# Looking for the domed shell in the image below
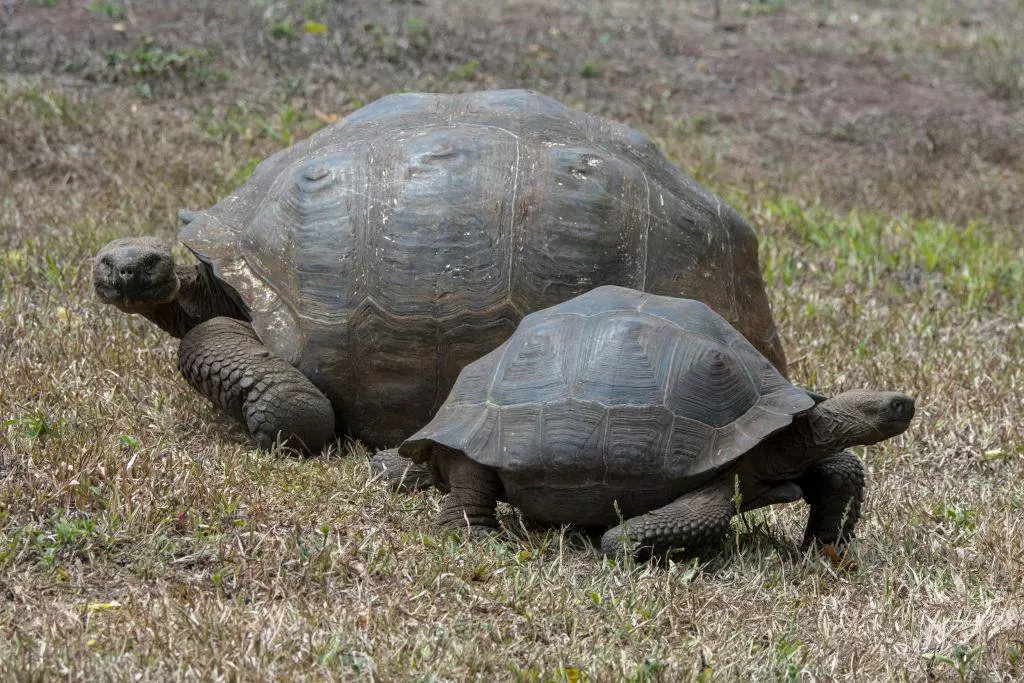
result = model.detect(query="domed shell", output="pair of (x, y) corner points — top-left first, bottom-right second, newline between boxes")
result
(401, 286), (814, 485)
(178, 90), (785, 448)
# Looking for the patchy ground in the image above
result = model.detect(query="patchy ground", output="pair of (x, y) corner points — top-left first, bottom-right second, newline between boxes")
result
(1, 0), (1022, 679)
(4, 0), (1023, 225)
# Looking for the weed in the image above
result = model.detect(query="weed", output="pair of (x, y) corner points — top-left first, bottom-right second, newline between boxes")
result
(303, 20), (328, 35)
(406, 16), (430, 50)
(363, 21), (399, 60)
(741, 0), (787, 16)
(271, 21), (298, 40)
(105, 38), (221, 87)
(449, 58), (481, 81)
(301, 0), (325, 20)
(89, 0), (125, 19)
(967, 33), (1024, 102)
(579, 61), (601, 78)
(3, 414), (64, 439)
(932, 504), (977, 532)
(922, 644), (984, 681)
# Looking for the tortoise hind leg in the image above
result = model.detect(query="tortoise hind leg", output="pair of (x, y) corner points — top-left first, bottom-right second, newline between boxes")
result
(798, 450), (864, 551)
(600, 480), (735, 559)
(178, 317), (335, 454)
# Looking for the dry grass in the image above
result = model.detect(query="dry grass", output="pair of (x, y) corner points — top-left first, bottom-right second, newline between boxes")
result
(2, 0), (1024, 679)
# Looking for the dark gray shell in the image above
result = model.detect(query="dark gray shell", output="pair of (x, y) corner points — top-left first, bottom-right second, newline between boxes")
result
(179, 90), (785, 448)
(401, 286), (813, 502)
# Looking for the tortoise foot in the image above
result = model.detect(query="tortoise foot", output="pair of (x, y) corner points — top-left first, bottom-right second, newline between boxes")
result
(370, 449), (436, 492)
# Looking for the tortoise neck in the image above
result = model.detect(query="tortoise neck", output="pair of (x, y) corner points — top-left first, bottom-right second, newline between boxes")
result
(749, 408), (840, 479)
(141, 263), (248, 338)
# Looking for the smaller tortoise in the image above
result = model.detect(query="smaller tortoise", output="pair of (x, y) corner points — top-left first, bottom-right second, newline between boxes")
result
(386, 285), (915, 558)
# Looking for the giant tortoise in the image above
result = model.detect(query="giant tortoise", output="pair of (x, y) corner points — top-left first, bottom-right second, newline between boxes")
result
(92, 89), (785, 452)
(391, 286), (915, 558)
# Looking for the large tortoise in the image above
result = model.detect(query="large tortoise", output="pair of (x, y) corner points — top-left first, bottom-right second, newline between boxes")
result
(92, 89), (786, 452)
(392, 286), (915, 557)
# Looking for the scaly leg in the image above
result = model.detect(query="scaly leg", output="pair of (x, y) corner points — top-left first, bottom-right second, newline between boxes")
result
(600, 481), (735, 559)
(437, 451), (502, 534)
(178, 317), (335, 453)
(798, 450), (865, 550)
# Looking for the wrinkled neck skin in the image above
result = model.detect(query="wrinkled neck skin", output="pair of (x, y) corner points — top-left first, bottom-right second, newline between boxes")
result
(140, 263), (248, 338)
(734, 403), (853, 504)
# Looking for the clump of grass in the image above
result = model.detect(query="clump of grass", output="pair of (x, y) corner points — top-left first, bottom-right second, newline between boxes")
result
(270, 20), (298, 40)
(405, 16), (431, 50)
(741, 0), (787, 16)
(89, 0), (125, 19)
(104, 37), (222, 88)
(967, 33), (1024, 102)
(579, 60), (601, 78)
(448, 58), (481, 81)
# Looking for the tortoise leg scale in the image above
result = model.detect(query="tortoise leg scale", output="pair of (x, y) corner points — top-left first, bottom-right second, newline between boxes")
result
(797, 450), (865, 551)
(600, 481), (735, 559)
(437, 453), (502, 533)
(178, 317), (335, 453)
(370, 448), (436, 492)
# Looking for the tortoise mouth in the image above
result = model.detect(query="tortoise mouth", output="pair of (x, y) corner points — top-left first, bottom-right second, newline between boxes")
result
(866, 415), (914, 443)
(94, 277), (180, 310)
(93, 241), (180, 310)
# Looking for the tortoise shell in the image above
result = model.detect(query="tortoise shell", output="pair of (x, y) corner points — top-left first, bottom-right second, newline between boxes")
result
(400, 286), (813, 525)
(179, 89), (785, 448)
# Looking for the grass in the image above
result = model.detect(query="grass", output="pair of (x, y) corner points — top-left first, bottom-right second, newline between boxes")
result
(2, 0), (1024, 678)
(967, 32), (1024, 102)
(104, 37), (221, 90)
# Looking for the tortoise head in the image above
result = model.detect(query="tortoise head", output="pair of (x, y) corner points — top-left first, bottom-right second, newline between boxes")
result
(809, 389), (916, 450)
(93, 236), (179, 313)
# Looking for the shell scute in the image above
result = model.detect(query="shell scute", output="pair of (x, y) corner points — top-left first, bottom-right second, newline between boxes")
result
(664, 416), (718, 474)
(537, 400), (608, 473)
(487, 314), (583, 406)
(604, 405), (675, 476)
(663, 338), (759, 427)
(496, 404), (543, 472)
(573, 312), (679, 407)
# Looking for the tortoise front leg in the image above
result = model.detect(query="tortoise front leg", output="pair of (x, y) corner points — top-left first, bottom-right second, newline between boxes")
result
(600, 481), (735, 559)
(797, 450), (865, 551)
(370, 449), (436, 492)
(178, 317), (335, 453)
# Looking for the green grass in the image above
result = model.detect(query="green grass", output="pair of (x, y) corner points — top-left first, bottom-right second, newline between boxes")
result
(104, 38), (222, 90)
(754, 197), (1024, 315)
(449, 58), (481, 81)
(89, 0), (126, 19)
(2, 1), (1024, 677)
(968, 32), (1024, 102)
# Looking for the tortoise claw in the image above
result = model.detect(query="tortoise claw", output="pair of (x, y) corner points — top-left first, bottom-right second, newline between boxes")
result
(820, 542), (858, 572)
